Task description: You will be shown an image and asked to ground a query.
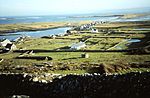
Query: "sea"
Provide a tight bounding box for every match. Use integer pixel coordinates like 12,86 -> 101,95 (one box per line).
0,14 -> 150,24
0,15 -> 118,24
0,8 -> 150,40
0,15 -> 117,41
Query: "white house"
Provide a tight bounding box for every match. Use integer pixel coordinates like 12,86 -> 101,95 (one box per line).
5,43 -> 17,51
91,28 -> 98,33
0,39 -> 12,47
70,42 -> 86,50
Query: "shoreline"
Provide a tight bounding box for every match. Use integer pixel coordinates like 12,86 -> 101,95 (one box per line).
0,21 -> 93,34
0,20 -> 150,34
0,13 -> 149,34
0,22 -> 69,34
0,19 -> 150,74
0,26 -> 69,35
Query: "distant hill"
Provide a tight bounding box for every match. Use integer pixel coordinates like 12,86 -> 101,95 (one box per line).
73,7 -> 150,17
103,7 -> 150,15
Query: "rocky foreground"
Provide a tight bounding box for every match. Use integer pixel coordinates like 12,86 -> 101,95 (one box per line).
0,72 -> 150,98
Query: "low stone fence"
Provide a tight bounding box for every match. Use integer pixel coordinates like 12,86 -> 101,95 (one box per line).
0,72 -> 150,98
14,49 -> 131,53
16,56 -> 53,60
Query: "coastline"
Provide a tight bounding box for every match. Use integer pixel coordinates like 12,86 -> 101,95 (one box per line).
0,18 -> 150,98
0,0 -> 150,97
0,22 -> 68,34
0,21 -> 93,34
0,20 -> 150,71
0,13 -> 150,34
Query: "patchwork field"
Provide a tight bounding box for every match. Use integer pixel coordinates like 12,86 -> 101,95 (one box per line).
0,21 -> 150,74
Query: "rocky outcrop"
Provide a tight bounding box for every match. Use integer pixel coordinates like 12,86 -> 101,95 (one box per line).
0,72 -> 150,98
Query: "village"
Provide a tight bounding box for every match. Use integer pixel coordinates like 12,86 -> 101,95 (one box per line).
0,20 -> 150,75
0,0 -> 150,97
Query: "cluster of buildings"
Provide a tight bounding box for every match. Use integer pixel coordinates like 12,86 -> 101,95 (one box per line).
0,36 -> 32,52
0,39 -> 17,52
73,21 -> 106,32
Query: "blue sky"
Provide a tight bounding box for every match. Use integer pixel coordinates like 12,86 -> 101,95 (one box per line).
0,0 -> 150,16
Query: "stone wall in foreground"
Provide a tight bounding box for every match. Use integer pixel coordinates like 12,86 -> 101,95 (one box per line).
0,72 -> 150,98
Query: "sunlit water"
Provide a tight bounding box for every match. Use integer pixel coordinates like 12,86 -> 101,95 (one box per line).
127,39 -> 141,43
0,15 -> 118,24
0,12 -> 150,41
0,27 -> 71,41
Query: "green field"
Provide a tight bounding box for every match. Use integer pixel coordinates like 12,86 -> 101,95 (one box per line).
0,21 -> 150,74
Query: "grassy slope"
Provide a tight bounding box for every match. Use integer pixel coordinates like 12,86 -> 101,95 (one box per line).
0,21 -> 150,74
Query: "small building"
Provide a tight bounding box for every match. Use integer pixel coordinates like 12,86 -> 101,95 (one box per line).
5,43 -> 17,51
81,53 -> 89,58
66,30 -> 71,34
50,35 -> 56,39
70,42 -> 86,50
0,39 -> 12,47
91,28 -> 98,33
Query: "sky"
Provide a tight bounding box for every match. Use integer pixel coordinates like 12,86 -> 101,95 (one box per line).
0,0 -> 150,16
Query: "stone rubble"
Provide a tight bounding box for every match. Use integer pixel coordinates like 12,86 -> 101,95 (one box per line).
0,72 -> 150,98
